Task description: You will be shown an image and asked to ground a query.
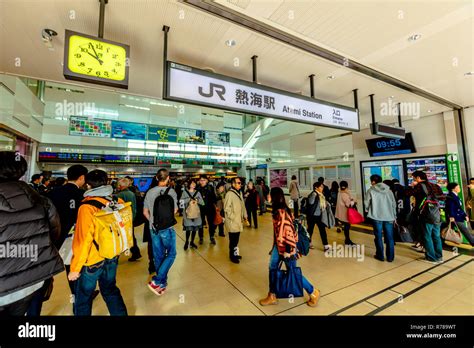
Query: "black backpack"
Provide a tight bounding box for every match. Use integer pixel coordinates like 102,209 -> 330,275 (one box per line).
418,183 -> 441,224
152,187 -> 177,231
301,192 -> 318,216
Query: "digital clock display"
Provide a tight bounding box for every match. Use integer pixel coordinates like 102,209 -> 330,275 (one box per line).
366,133 -> 416,157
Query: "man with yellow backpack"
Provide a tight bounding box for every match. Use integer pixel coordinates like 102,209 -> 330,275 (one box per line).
68,170 -> 132,316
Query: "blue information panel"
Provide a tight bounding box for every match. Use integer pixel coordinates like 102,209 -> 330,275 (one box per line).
366,133 -> 416,157
111,121 -> 147,140
148,126 -> 178,142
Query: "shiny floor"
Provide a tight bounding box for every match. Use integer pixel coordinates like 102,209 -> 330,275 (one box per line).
43,214 -> 474,315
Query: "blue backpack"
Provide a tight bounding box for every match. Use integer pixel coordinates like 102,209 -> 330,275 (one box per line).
294,217 -> 311,256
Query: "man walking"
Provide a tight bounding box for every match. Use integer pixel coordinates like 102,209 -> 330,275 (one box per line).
224,177 -> 247,264
197,175 -> 217,245
365,175 -> 397,262
144,169 -> 178,296
405,171 -> 445,264
115,178 -> 141,262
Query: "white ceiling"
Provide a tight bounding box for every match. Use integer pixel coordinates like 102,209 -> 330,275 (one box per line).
0,0 -> 471,132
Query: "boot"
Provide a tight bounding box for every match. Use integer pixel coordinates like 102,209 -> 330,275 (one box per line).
307,289 -> 320,307
259,292 -> 278,306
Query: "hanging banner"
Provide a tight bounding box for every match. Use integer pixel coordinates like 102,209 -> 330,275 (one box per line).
165,62 -> 359,131
446,153 -> 464,208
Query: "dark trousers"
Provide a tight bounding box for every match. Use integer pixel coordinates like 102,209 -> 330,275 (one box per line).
185,227 -> 198,243
74,257 -> 127,316
246,206 -> 258,228
228,232 -> 241,259
307,215 -> 328,245
0,288 -> 41,317
130,228 -> 141,259
342,222 -> 352,243
454,221 -> 474,245
293,199 -> 299,218
26,277 -> 54,316
199,209 -> 216,240
218,223 -> 224,236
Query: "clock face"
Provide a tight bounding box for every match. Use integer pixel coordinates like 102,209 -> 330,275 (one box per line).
64,30 -> 129,88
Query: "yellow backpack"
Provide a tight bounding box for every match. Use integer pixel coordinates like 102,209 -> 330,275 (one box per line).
83,199 -> 134,259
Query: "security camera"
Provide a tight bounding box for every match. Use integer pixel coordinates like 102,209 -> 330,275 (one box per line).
42,29 -> 57,42
42,29 -> 57,50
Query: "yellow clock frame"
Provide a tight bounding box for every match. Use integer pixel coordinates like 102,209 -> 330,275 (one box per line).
63,30 -> 130,89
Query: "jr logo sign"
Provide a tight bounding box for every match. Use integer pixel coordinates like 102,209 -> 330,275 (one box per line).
198,83 -> 226,101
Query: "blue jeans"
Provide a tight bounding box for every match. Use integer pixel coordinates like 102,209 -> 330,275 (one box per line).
74,257 -> 127,316
268,246 -> 314,295
151,227 -> 177,288
422,222 -> 443,261
372,220 -> 395,262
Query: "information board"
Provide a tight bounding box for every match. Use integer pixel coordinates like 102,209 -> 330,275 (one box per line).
111,121 -> 147,140
148,126 -> 178,142
69,116 -> 111,138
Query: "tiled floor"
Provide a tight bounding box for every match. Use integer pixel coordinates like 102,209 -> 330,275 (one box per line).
42,214 -> 474,315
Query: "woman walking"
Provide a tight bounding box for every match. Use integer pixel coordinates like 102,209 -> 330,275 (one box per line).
289,175 -> 300,218
259,187 -> 320,307
335,180 -> 357,246
244,181 -> 259,228
446,182 -> 474,245
329,181 -> 342,233
181,180 -> 204,250
307,182 -> 335,251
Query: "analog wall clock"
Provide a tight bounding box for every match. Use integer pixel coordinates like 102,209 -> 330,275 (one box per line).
63,30 -> 130,89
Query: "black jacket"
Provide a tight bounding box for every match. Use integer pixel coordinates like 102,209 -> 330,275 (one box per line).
197,184 -> 217,212
0,181 -> 64,297
48,183 -> 85,248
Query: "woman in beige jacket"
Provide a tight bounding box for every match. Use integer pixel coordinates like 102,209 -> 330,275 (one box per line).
335,180 -> 357,246
224,177 -> 248,264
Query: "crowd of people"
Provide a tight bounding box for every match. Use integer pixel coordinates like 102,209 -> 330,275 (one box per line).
1,149 -> 473,316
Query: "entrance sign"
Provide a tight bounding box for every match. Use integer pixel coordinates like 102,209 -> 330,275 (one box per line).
165,62 -> 359,131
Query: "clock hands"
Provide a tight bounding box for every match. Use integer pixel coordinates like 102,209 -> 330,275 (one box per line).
88,42 -> 103,65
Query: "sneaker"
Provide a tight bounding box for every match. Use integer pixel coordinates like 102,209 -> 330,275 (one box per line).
411,243 -> 422,249
420,258 -> 438,265
184,241 -> 189,251
210,238 -> 216,245
190,242 -> 198,249
147,281 -> 165,296
412,245 -> 424,252
436,259 -> 444,264
373,255 -> 384,262
128,254 -> 142,262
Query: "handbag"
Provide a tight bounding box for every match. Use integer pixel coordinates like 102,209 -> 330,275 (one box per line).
394,222 -> 414,243
214,206 -> 223,225
347,207 -> 364,224
269,258 -> 304,299
441,223 -> 462,244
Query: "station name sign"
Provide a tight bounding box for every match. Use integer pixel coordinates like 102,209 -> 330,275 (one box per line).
165,62 -> 359,131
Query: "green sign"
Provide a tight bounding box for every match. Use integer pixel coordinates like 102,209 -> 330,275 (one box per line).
446,153 -> 464,207
446,153 -> 468,244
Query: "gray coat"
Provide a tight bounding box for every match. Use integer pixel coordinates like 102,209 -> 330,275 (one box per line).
364,183 -> 397,222
181,189 -> 204,228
